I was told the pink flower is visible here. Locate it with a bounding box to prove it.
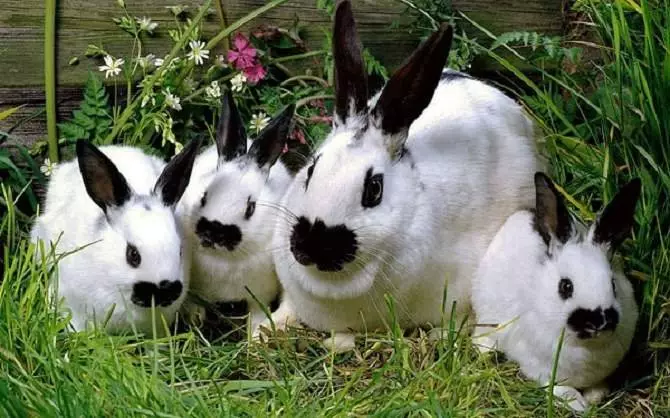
[243,63,266,84]
[289,128,306,144]
[227,33,257,70]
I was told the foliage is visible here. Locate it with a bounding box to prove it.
[490,31,582,65]
[57,72,112,145]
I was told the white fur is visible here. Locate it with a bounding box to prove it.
[178,143,295,330]
[471,211,638,411]
[31,146,187,335]
[270,72,542,338]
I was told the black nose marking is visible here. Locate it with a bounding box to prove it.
[131,280,183,308]
[289,216,358,272]
[567,306,619,339]
[196,218,242,251]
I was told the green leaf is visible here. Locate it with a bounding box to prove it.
[58,122,88,141]
[0,105,25,122]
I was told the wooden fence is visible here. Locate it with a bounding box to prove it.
[0,0,564,145]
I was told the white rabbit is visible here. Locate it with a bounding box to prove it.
[260,0,542,352]
[178,91,310,334]
[471,172,641,412]
[31,139,201,335]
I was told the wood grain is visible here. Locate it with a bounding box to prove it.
[1,0,564,147]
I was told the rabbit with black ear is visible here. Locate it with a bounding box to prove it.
[178,91,309,334]
[31,139,201,335]
[261,0,542,352]
[471,173,641,412]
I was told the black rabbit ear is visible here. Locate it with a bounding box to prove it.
[533,172,573,246]
[371,23,453,157]
[593,178,641,249]
[154,137,202,207]
[280,137,313,176]
[248,104,295,169]
[332,0,368,126]
[216,90,248,161]
[76,140,132,214]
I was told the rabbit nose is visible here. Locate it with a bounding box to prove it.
[567,307,619,339]
[289,216,358,272]
[196,218,242,251]
[131,280,183,308]
[602,307,619,332]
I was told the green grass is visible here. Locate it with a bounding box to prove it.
[2,0,670,416]
[3,201,664,417]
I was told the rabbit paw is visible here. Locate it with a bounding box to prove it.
[323,332,356,353]
[583,382,609,405]
[251,301,299,341]
[553,385,589,412]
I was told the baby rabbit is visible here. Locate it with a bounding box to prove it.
[471,172,641,411]
[261,0,542,351]
[178,91,309,334]
[31,139,201,335]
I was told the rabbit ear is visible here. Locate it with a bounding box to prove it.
[216,90,248,162]
[333,0,368,126]
[154,137,202,207]
[371,23,453,157]
[592,178,641,249]
[280,138,313,176]
[248,104,295,169]
[533,172,573,246]
[76,140,132,214]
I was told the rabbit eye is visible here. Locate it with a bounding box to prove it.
[362,168,384,209]
[558,277,573,300]
[244,196,256,220]
[126,243,141,268]
[200,192,208,208]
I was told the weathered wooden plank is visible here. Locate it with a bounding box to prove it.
[0,87,82,146]
[0,0,418,88]
[0,0,564,88]
[1,0,564,148]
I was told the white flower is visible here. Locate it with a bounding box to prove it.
[98,55,124,79]
[137,53,156,69]
[187,40,210,65]
[136,17,158,34]
[153,57,164,67]
[249,112,271,134]
[230,73,247,92]
[40,158,55,176]
[205,81,221,99]
[163,89,182,111]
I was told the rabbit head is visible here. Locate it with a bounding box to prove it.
[530,172,641,341]
[75,138,199,311]
[276,1,453,298]
[191,91,296,259]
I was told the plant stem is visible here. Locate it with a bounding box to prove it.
[214,0,230,52]
[44,0,58,163]
[295,94,333,109]
[270,50,326,64]
[280,75,330,88]
[104,0,214,144]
